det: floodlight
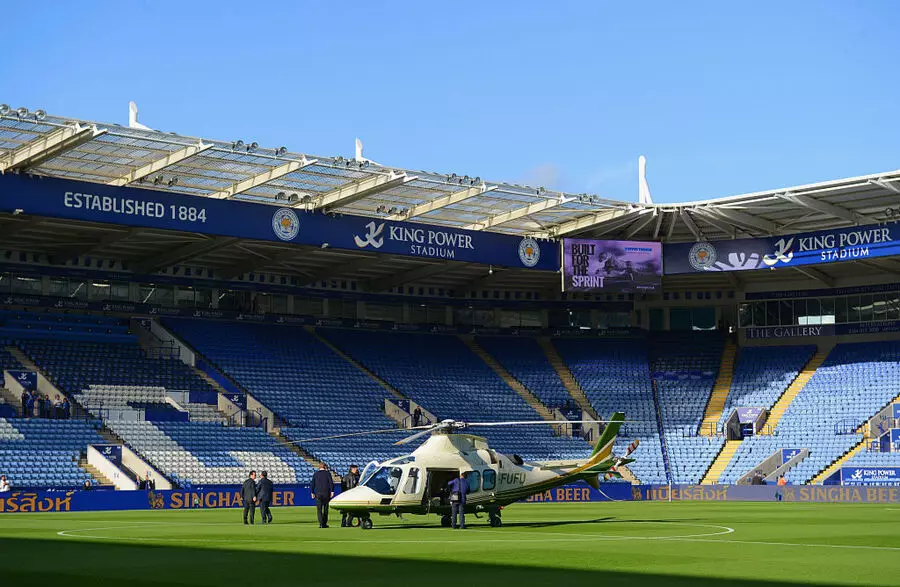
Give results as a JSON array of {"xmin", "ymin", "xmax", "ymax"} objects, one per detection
[
  {"xmin": 167, "ymin": 177, "xmax": 178, "ymax": 187},
  {"xmin": 232, "ymin": 140, "xmax": 244, "ymax": 150},
  {"xmin": 153, "ymin": 175, "xmax": 163, "ymax": 185},
  {"xmin": 34, "ymin": 109, "xmax": 46, "ymax": 121},
  {"xmin": 0, "ymin": 104, "xmax": 9, "ymax": 116},
  {"xmin": 246, "ymin": 142, "xmax": 259, "ymax": 152},
  {"xmin": 300, "ymin": 195, "xmax": 312, "ymax": 204},
  {"xmin": 275, "ymin": 146, "xmax": 287, "ymax": 156},
  {"xmin": 15, "ymin": 107, "xmax": 28, "ymax": 118},
  {"xmin": 277, "ymin": 192, "xmax": 286, "ymax": 200},
  {"xmin": 289, "ymin": 193, "xmax": 300, "ymax": 203}
]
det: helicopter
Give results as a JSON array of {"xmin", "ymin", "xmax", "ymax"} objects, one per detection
[{"xmin": 299, "ymin": 412, "xmax": 638, "ymax": 529}]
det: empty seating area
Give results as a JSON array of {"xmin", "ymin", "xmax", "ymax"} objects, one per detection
[
  {"xmin": 0, "ymin": 417, "xmax": 103, "ymax": 488},
  {"xmin": 0, "ymin": 310, "xmax": 135, "ymax": 343},
  {"xmin": 722, "ymin": 341, "xmax": 900, "ymax": 484},
  {"xmin": 16, "ymin": 339, "xmax": 214, "ymax": 402},
  {"xmin": 321, "ymin": 329, "xmax": 589, "ymax": 462},
  {"xmin": 720, "ymin": 346, "xmax": 815, "ymax": 425},
  {"xmin": 164, "ymin": 319, "xmax": 394, "ymax": 434},
  {"xmin": 650, "ymin": 333, "xmax": 726, "ymax": 484},
  {"xmin": 538, "ymin": 338, "xmax": 665, "ymax": 482},
  {"xmin": 107, "ymin": 420, "xmax": 315, "ymax": 485},
  {"xmin": 477, "ymin": 336, "xmax": 572, "ymax": 408}
]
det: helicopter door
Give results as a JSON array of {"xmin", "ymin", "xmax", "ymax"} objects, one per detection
[{"xmin": 423, "ymin": 469, "xmax": 459, "ymax": 512}]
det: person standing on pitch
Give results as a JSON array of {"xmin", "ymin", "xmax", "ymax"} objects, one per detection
[
  {"xmin": 340, "ymin": 464, "xmax": 361, "ymax": 527},
  {"xmin": 447, "ymin": 472, "xmax": 469, "ymax": 529},
  {"xmin": 241, "ymin": 470, "xmax": 258, "ymax": 525},
  {"xmin": 311, "ymin": 463, "xmax": 334, "ymax": 528},
  {"xmin": 257, "ymin": 470, "xmax": 274, "ymax": 524}
]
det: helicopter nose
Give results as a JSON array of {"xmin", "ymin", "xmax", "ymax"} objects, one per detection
[{"xmin": 331, "ymin": 486, "xmax": 382, "ymax": 507}]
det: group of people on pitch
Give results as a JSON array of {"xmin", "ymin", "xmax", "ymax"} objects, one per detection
[{"xmin": 240, "ymin": 470, "xmax": 275, "ymax": 525}]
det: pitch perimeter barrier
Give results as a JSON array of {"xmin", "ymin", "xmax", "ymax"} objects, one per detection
[{"xmin": 4, "ymin": 483, "xmax": 900, "ymax": 513}]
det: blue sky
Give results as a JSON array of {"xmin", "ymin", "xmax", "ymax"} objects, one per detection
[{"xmin": 3, "ymin": 1, "xmax": 899, "ymax": 203}]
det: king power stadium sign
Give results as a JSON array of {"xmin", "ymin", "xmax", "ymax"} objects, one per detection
[
  {"xmin": 0, "ymin": 174, "xmax": 558, "ymax": 272},
  {"xmin": 664, "ymin": 223, "xmax": 900, "ymax": 274}
]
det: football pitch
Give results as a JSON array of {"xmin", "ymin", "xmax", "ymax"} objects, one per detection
[{"xmin": 1, "ymin": 501, "xmax": 899, "ymax": 586}]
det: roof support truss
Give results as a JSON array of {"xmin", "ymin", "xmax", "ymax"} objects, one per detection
[
  {"xmin": 313, "ymin": 171, "xmax": 413, "ymax": 211},
  {"xmin": 679, "ymin": 209, "xmax": 702, "ymax": 240},
  {"xmin": 391, "ymin": 185, "xmax": 495, "ymax": 220},
  {"xmin": 779, "ymin": 193, "xmax": 879, "ymax": 225},
  {"xmin": 217, "ymin": 247, "xmax": 304, "ymax": 280},
  {"xmin": 0, "ymin": 123, "xmax": 107, "ymax": 172},
  {"xmin": 108, "ymin": 142, "xmax": 211, "ymax": 186},
  {"xmin": 538, "ymin": 207, "xmax": 647, "ymax": 238},
  {"xmin": 209, "ymin": 158, "xmax": 318, "ymax": 200},
  {"xmin": 700, "ymin": 206, "xmax": 779, "ymax": 235},
  {"xmin": 300, "ymin": 254, "xmax": 384, "ymax": 286},
  {"xmin": 792, "ymin": 266, "xmax": 834, "ymax": 287},
  {"xmin": 690, "ymin": 208, "xmax": 752, "ymax": 239},
  {"xmin": 464, "ymin": 195, "xmax": 575, "ymax": 231},
  {"xmin": 624, "ymin": 209, "xmax": 658, "ymax": 238},
  {"xmin": 869, "ymin": 178, "xmax": 900, "ymax": 195},
  {"xmin": 364, "ymin": 261, "xmax": 472, "ymax": 292},
  {"xmin": 135, "ymin": 236, "xmax": 240, "ymax": 273}
]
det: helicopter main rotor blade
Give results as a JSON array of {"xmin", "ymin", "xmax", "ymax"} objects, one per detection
[
  {"xmin": 288, "ymin": 425, "xmax": 433, "ymax": 444},
  {"xmin": 394, "ymin": 424, "xmax": 444, "ymax": 446},
  {"xmin": 464, "ymin": 419, "xmax": 640, "ymax": 427}
]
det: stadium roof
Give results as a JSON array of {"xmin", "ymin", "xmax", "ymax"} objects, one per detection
[{"xmin": 2, "ymin": 106, "xmax": 899, "ymax": 293}]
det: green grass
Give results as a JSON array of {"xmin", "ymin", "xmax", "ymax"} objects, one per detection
[{"xmin": 1, "ymin": 502, "xmax": 899, "ymax": 586}]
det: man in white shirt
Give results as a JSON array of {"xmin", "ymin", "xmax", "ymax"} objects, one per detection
[{"xmin": 0, "ymin": 475, "xmax": 10, "ymax": 493}]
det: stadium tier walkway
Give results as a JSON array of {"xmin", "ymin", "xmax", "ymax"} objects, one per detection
[
  {"xmin": 701, "ymin": 439, "xmax": 741, "ymax": 484},
  {"xmin": 763, "ymin": 348, "xmax": 830, "ymax": 433},
  {"xmin": 538, "ymin": 337, "xmax": 597, "ymax": 418},
  {"xmin": 698, "ymin": 340, "xmax": 736, "ymax": 436}
]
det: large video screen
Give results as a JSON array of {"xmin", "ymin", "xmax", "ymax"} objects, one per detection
[{"xmin": 562, "ymin": 239, "xmax": 662, "ymax": 293}]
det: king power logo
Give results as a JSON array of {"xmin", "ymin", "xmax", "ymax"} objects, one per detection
[{"xmin": 353, "ymin": 221, "xmax": 475, "ymax": 260}]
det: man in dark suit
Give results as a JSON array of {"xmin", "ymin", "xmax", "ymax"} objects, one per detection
[
  {"xmin": 447, "ymin": 472, "xmax": 469, "ymax": 529},
  {"xmin": 310, "ymin": 463, "xmax": 334, "ymax": 528},
  {"xmin": 257, "ymin": 470, "xmax": 274, "ymax": 524},
  {"xmin": 340, "ymin": 465, "xmax": 360, "ymax": 527},
  {"xmin": 241, "ymin": 470, "xmax": 258, "ymax": 525}
]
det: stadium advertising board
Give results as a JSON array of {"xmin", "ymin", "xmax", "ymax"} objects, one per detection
[
  {"xmin": 0, "ymin": 174, "xmax": 558, "ymax": 271},
  {"xmin": 664, "ymin": 224, "xmax": 900, "ymax": 275},
  {"xmin": 6, "ymin": 370, "xmax": 37, "ymax": 391},
  {"xmin": 0, "ymin": 485, "xmax": 311, "ymax": 513},
  {"xmin": 561, "ymin": 239, "xmax": 662, "ymax": 293},
  {"xmin": 781, "ymin": 449, "xmax": 802, "ymax": 465},
  {"xmin": 736, "ymin": 407, "xmax": 765, "ymax": 423},
  {"xmin": 894, "ymin": 404, "xmax": 900, "ymax": 419},
  {"xmin": 841, "ymin": 467, "xmax": 900, "ymax": 486},
  {"xmin": 92, "ymin": 444, "xmax": 123, "ymax": 466}
]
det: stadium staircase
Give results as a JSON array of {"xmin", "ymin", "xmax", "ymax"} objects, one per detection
[
  {"xmin": 270, "ymin": 431, "xmax": 337, "ymax": 481},
  {"xmin": 699, "ymin": 341, "xmax": 736, "ymax": 436},
  {"xmin": 763, "ymin": 348, "xmax": 830, "ymax": 433},
  {"xmin": 460, "ymin": 336, "xmax": 555, "ymax": 422},
  {"xmin": 809, "ymin": 439, "xmax": 866, "ymax": 485},
  {"xmin": 537, "ymin": 338, "xmax": 598, "ymax": 419},
  {"xmin": 0, "ymin": 386, "xmax": 22, "ymax": 416},
  {"xmin": 306, "ymin": 326, "xmax": 407, "ymax": 401},
  {"xmin": 78, "ymin": 455, "xmax": 114, "ymax": 488},
  {"xmin": 701, "ymin": 439, "xmax": 742, "ymax": 485},
  {"xmin": 5, "ymin": 345, "xmax": 38, "ymax": 373}
]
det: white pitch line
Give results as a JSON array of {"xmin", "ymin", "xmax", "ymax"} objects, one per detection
[
  {"xmin": 56, "ymin": 521, "xmax": 734, "ymax": 544},
  {"xmin": 672, "ymin": 537, "xmax": 900, "ymax": 553}
]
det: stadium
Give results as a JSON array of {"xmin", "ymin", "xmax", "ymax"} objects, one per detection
[{"xmin": 1, "ymin": 102, "xmax": 900, "ymax": 586}]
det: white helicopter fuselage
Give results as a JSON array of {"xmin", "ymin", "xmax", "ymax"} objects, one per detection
[{"xmin": 330, "ymin": 430, "xmax": 628, "ymax": 521}]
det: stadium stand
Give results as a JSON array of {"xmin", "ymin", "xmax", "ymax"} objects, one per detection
[
  {"xmin": 721, "ymin": 341, "xmax": 900, "ymax": 484},
  {"xmin": 718, "ymin": 345, "xmax": 817, "ymax": 428},
  {"xmin": 475, "ymin": 336, "xmax": 572, "ymax": 409},
  {"xmin": 14, "ymin": 337, "xmax": 215, "ymax": 413},
  {"xmin": 317, "ymin": 329, "xmax": 591, "ymax": 462},
  {"xmin": 106, "ymin": 420, "xmax": 315, "ymax": 485},
  {"xmin": 161, "ymin": 319, "xmax": 405, "ymax": 467},
  {"xmin": 650, "ymin": 332, "xmax": 726, "ymax": 484},
  {"xmin": 0, "ymin": 417, "xmax": 103, "ymax": 488},
  {"xmin": 551, "ymin": 337, "xmax": 666, "ymax": 483}
]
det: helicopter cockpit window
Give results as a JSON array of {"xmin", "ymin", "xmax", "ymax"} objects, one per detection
[
  {"xmin": 483, "ymin": 469, "xmax": 496, "ymax": 491},
  {"xmin": 464, "ymin": 470, "xmax": 481, "ymax": 493},
  {"xmin": 364, "ymin": 466, "xmax": 404, "ymax": 496},
  {"xmin": 403, "ymin": 467, "xmax": 420, "ymax": 494}
]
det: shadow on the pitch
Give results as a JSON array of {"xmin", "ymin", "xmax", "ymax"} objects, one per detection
[
  {"xmin": 0, "ymin": 537, "xmax": 870, "ymax": 587},
  {"xmin": 371, "ymin": 516, "xmax": 616, "ymax": 530}
]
